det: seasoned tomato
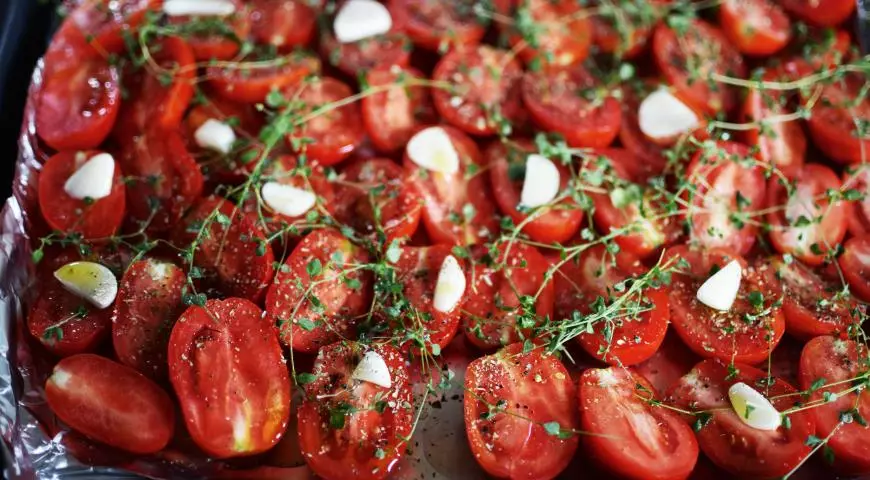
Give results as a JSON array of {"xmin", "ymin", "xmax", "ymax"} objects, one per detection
[
  {"xmin": 667, "ymin": 359, "xmax": 815, "ymax": 478},
  {"xmin": 685, "ymin": 142, "xmax": 766, "ymax": 256},
  {"xmin": 766, "ymin": 163, "xmax": 849, "ymax": 266},
  {"xmin": 805, "ymin": 75, "xmax": 870, "ymax": 165},
  {"xmin": 487, "ymin": 140, "xmax": 584, "ymax": 244},
  {"xmin": 28, "ymin": 274, "xmax": 112, "ymax": 357},
  {"xmin": 362, "ymin": 67, "xmax": 437, "ymax": 153},
  {"xmin": 635, "ymin": 331, "xmax": 700, "ymax": 396},
  {"xmin": 36, "ymin": 56, "xmax": 119, "ymax": 151},
  {"xmin": 168, "ymin": 0, "xmax": 251, "ymax": 61},
  {"xmin": 844, "ymin": 164, "xmax": 870, "ymax": 235},
  {"xmin": 248, "ymin": 0, "xmax": 318, "ymax": 51},
  {"xmin": 778, "ymin": 0, "xmax": 855, "ymax": 27},
  {"xmin": 652, "ymin": 20, "xmax": 746, "ymax": 114},
  {"xmin": 755, "ymin": 255, "xmax": 857, "ymax": 340},
  {"xmin": 664, "ymin": 245, "xmax": 785, "ymax": 364},
  {"xmin": 799, "ymin": 336, "xmax": 870, "ymax": 475},
  {"xmin": 67, "ymin": 0, "xmax": 157, "ymax": 54},
  {"xmin": 265, "ymin": 229, "xmax": 373, "ymax": 353},
  {"xmin": 494, "ymin": 0, "xmax": 592, "ymax": 67},
  {"xmin": 432, "ymin": 46, "xmax": 525, "ymax": 136},
  {"xmin": 173, "ymin": 196, "xmax": 275, "ymax": 302},
  {"xmin": 169, "ymin": 298, "xmax": 290, "ymax": 458},
  {"xmin": 590, "ymin": 149, "xmax": 683, "ymax": 258},
  {"xmin": 321, "ymin": 30, "xmax": 411, "ymax": 77},
  {"xmin": 591, "ymin": 1, "xmax": 668, "ymax": 58},
  {"xmin": 298, "ymin": 342, "xmax": 413, "ymax": 480},
  {"xmin": 579, "ymin": 367, "xmax": 698, "ymax": 480},
  {"xmin": 465, "ymin": 343, "xmax": 579, "ymax": 479},
  {"xmin": 403, "ymin": 126, "xmax": 498, "ymax": 245},
  {"xmin": 113, "ymin": 258, "xmax": 187, "ymax": 380},
  {"xmin": 38, "ymin": 151, "xmax": 126, "ymax": 239},
  {"xmin": 285, "ymin": 77, "xmax": 364, "ymax": 166},
  {"xmin": 332, "ymin": 158, "xmax": 422, "ymax": 243},
  {"xmin": 840, "ymin": 235, "xmax": 870, "ymax": 302},
  {"xmin": 551, "ymin": 245, "xmax": 669, "ymax": 366},
  {"xmin": 521, "ymin": 65, "xmax": 621, "ymax": 148},
  {"xmin": 718, "ymin": 0, "xmax": 790, "ymax": 56},
  {"xmin": 207, "ymin": 52, "xmax": 320, "ymax": 104},
  {"xmin": 463, "ymin": 242, "xmax": 554, "ymax": 349},
  {"xmin": 46, "ymin": 354, "xmax": 175, "ymax": 454},
  {"xmin": 741, "ymin": 77, "xmax": 806, "ymax": 179},
  {"xmin": 388, "ymin": 0, "xmax": 485, "ymax": 51}
]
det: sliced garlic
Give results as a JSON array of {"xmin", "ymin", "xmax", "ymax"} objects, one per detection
[
  {"xmin": 63, "ymin": 153, "xmax": 115, "ymax": 201},
  {"xmin": 352, "ymin": 350, "xmax": 391, "ymax": 388},
  {"xmin": 638, "ymin": 88, "xmax": 701, "ymax": 142},
  {"xmin": 163, "ymin": 0, "xmax": 236, "ymax": 16},
  {"xmin": 433, "ymin": 255, "xmax": 465, "ymax": 313},
  {"xmin": 696, "ymin": 259, "xmax": 742, "ymax": 311},
  {"xmin": 728, "ymin": 382, "xmax": 782, "ymax": 431},
  {"xmin": 519, "ymin": 154, "xmax": 560, "ymax": 209},
  {"xmin": 406, "ymin": 127, "xmax": 460, "ymax": 175},
  {"xmin": 261, "ymin": 182, "xmax": 317, "ymax": 217},
  {"xmin": 194, "ymin": 119, "xmax": 237, "ymax": 155},
  {"xmin": 54, "ymin": 261, "xmax": 118, "ymax": 309},
  {"xmin": 334, "ymin": 0, "xmax": 393, "ymax": 44}
]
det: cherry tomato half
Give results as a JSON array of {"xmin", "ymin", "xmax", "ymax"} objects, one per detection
[
  {"xmin": 320, "ymin": 30, "xmax": 411, "ymax": 78},
  {"xmin": 718, "ymin": 0, "xmax": 791, "ymax": 57},
  {"xmin": 806, "ymin": 75, "xmax": 870, "ymax": 165},
  {"xmin": 844, "ymin": 164, "xmax": 870, "ymax": 236},
  {"xmin": 778, "ymin": 0, "xmax": 855, "ymax": 27},
  {"xmin": 168, "ymin": 0, "xmax": 251, "ymax": 61},
  {"xmin": 494, "ymin": 0, "xmax": 592, "ymax": 67},
  {"xmin": 362, "ymin": 66, "xmax": 437, "ymax": 153},
  {"xmin": 207, "ymin": 52, "xmax": 320, "ymax": 104},
  {"xmin": 840, "ymin": 235, "xmax": 870, "ymax": 302},
  {"xmin": 248, "ymin": 0, "xmax": 318, "ymax": 51},
  {"xmin": 741, "ymin": 79, "xmax": 806, "ymax": 179},
  {"xmin": 388, "ymin": 0, "xmax": 485, "ymax": 51},
  {"xmin": 68, "ymin": 0, "xmax": 158, "ymax": 54}
]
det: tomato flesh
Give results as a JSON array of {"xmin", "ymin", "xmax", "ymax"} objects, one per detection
[
  {"xmin": 363, "ymin": 67, "xmax": 437, "ymax": 153},
  {"xmin": 388, "ymin": 0, "xmax": 485, "ymax": 51},
  {"xmin": 840, "ymin": 235, "xmax": 870, "ymax": 302},
  {"xmin": 28, "ymin": 276, "xmax": 112, "ymax": 357},
  {"xmin": 806, "ymin": 75, "xmax": 870, "ymax": 165},
  {"xmin": 286, "ymin": 77, "xmax": 364, "ymax": 166},
  {"xmin": 494, "ymin": 0, "xmax": 592, "ymax": 67},
  {"xmin": 719, "ymin": 0, "xmax": 791, "ymax": 56}
]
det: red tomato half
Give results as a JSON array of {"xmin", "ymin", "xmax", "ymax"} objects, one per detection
[
  {"xmin": 552, "ymin": 245, "xmax": 669, "ymax": 365},
  {"xmin": 207, "ymin": 53, "xmax": 319, "ymax": 104},
  {"xmin": 799, "ymin": 336, "xmax": 870, "ymax": 475},
  {"xmin": 652, "ymin": 20, "xmax": 746, "ymax": 115},
  {"xmin": 521, "ymin": 65, "xmax": 621, "ymax": 148},
  {"xmin": 169, "ymin": 298, "xmax": 291, "ymax": 458},
  {"xmin": 28, "ymin": 276, "xmax": 112, "ymax": 357},
  {"xmin": 840, "ymin": 235, "xmax": 870, "ymax": 302},
  {"xmin": 579, "ymin": 367, "xmax": 698, "ymax": 480},
  {"xmin": 718, "ymin": 0, "xmax": 790, "ymax": 56},
  {"xmin": 46, "ymin": 354, "xmax": 174, "ymax": 454},
  {"xmin": 778, "ymin": 0, "xmax": 855, "ymax": 26},
  {"xmin": 286, "ymin": 77, "xmax": 364, "ymax": 166},
  {"xmin": 113, "ymin": 258, "xmax": 187, "ymax": 380},
  {"xmin": 635, "ymin": 331, "xmax": 700, "ymax": 395},
  {"xmin": 388, "ymin": 0, "xmax": 485, "ymax": 51},
  {"xmin": 465, "ymin": 343, "xmax": 579, "ymax": 479},
  {"xmin": 432, "ymin": 46, "xmax": 525, "ymax": 136},
  {"xmin": 38, "ymin": 151, "xmax": 126, "ymax": 239},
  {"xmin": 265, "ymin": 229, "xmax": 373, "ymax": 353},
  {"xmin": 68, "ymin": 0, "xmax": 157, "ymax": 54},
  {"xmin": 806, "ymin": 75, "xmax": 870, "ymax": 165},
  {"xmin": 168, "ymin": 0, "xmax": 250, "ymax": 61},
  {"xmin": 667, "ymin": 359, "xmax": 815, "ymax": 478},
  {"xmin": 487, "ymin": 140, "xmax": 584, "ymax": 244},
  {"xmin": 591, "ymin": 1, "xmax": 667, "ymax": 58},
  {"xmin": 844, "ymin": 164, "xmax": 870, "ymax": 235},
  {"xmin": 463, "ymin": 242, "xmax": 554, "ymax": 349},
  {"xmin": 685, "ymin": 142, "xmax": 766, "ymax": 256},
  {"xmin": 741, "ymin": 81, "xmax": 806, "ymax": 179},
  {"xmin": 36, "ymin": 56, "xmax": 119, "ymax": 151},
  {"xmin": 665, "ymin": 245, "xmax": 785, "ymax": 364},
  {"xmin": 766, "ymin": 163, "xmax": 849, "ymax": 266},
  {"xmin": 298, "ymin": 342, "xmax": 413, "ymax": 480},
  {"xmin": 320, "ymin": 31, "xmax": 411, "ymax": 77},
  {"xmin": 494, "ymin": 0, "xmax": 592, "ymax": 67},
  {"xmin": 249, "ymin": 0, "xmax": 318, "ymax": 51},
  {"xmin": 618, "ymin": 83, "xmax": 668, "ymax": 180},
  {"xmin": 362, "ymin": 67, "xmax": 437, "ymax": 153},
  {"xmin": 403, "ymin": 126, "xmax": 498, "ymax": 245}
]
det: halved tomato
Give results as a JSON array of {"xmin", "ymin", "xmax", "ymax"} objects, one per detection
[
  {"xmin": 388, "ymin": 0, "xmax": 485, "ymax": 51},
  {"xmin": 38, "ymin": 151, "xmax": 126, "ymax": 239},
  {"xmin": 635, "ymin": 331, "xmax": 700, "ymax": 396},
  {"xmin": 741, "ymin": 76, "xmax": 806, "ymax": 179},
  {"xmin": 664, "ymin": 244, "xmax": 785, "ymax": 364},
  {"xmin": 28, "ymin": 274, "xmax": 112, "ymax": 357},
  {"xmin": 298, "ymin": 342, "xmax": 413, "ymax": 480},
  {"xmin": 168, "ymin": 0, "xmax": 251, "ymax": 61},
  {"xmin": 463, "ymin": 242, "xmax": 554, "ymax": 349},
  {"xmin": 169, "ymin": 297, "xmax": 290, "ymax": 458},
  {"xmin": 844, "ymin": 164, "xmax": 870, "ymax": 235},
  {"xmin": 493, "ymin": 0, "xmax": 592, "ymax": 67},
  {"xmin": 591, "ymin": 1, "xmax": 668, "ymax": 58},
  {"xmin": 432, "ymin": 46, "xmax": 525, "ymax": 136},
  {"xmin": 265, "ymin": 228, "xmax": 373, "ymax": 353},
  {"xmin": 362, "ymin": 66, "xmax": 437, "ymax": 153},
  {"xmin": 113, "ymin": 258, "xmax": 187, "ymax": 380},
  {"xmin": 551, "ymin": 245, "xmax": 669, "ymax": 365},
  {"xmin": 840, "ymin": 235, "xmax": 870, "ymax": 302},
  {"xmin": 718, "ymin": 0, "xmax": 790, "ymax": 56},
  {"xmin": 805, "ymin": 75, "xmax": 870, "ymax": 165},
  {"xmin": 320, "ymin": 30, "xmax": 411, "ymax": 77},
  {"xmin": 667, "ymin": 359, "xmax": 815, "ymax": 478},
  {"xmin": 777, "ymin": 0, "xmax": 855, "ymax": 27},
  {"xmin": 67, "ymin": 0, "xmax": 158, "ymax": 54},
  {"xmin": 465, "ymin": 343, "xmax": 579, "ymax": 479},
  {"xmin": 248, "ymin": 0, "xmax": 318, "ymax": 51},
  {"xmin": 521, "ymin": 65, "xmax": 621, "ymax": 148},
  {"xmin": 799, "ymin": 336, "xmax": 870, "ymax": 475},
  {"xmin": 403, "ymin": 126, "xmax": 498, "ymax": 245},
  {"xmin": 766, "ymin": 163, "xmax": 849, "ymax": 266},
  {"xmin": 46, "ymin": 354, "xmax": 175, "ymax": 454},
  {"xmin": 618, "ymin": 82, "xmax": 669, "ymax": 180},
  {"xmin": 579, "ymin": 367, "xmax": 698, "ymax": 480},
  {"xmin": 487, "ymin": 140, "xmax": 584, "ymax": 244},
  {"xmin": 207, "ymin": 52, "xmax": 320, "ymax": 104}
]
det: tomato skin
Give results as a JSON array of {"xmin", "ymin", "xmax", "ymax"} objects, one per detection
[
  {"xmin": 766, "ymin": 163, "xmax": 849, "ymax": 266},
  {"xmin": 635, "ymin": 331, "xmax": 700, "ymax": 396},
  {"xmin": 388, "ymin": 0, "xmax": 485, "ymax": 51},
  {"xmin": 403, "ymin": 126, "xmax": 498, "ymax": 245},
  {"xmin": 844, "ymin": 164, "xmax": 870, "ymax": 236},
  {"xmin": 68, "ymin": 0, "xmax": 158, "ymax": 54},
  {"xmin": 112, "ymin": 259, "xmax": 187, "ymax": 380},
  {"xmin": 207, "ymin": 53, "xmax": 320, "ymax": 104},
  {"xmin": 741, "ymin": 82, "xmax": 806, "ymax": 179},
  {"xmin": 321, "ymin": 31, "xmax": 412, "ymax": 77},
  {"xmin": 718, "ymin": 0, "xmax": 790, "ymax": 56},
  {"xmin": 286, "ymin": 77, "xmax": 364, "ymax": 166},
  {"xmin": 839, "ymin": 235, "xmax": 870, "ymax": 302},
  {"xmin": 465, "ymin": 343, "xmax": 578, "ymax": 479},
  {"xmin": 363, "ymin": 67, "xmax": 437, "ymax": 153},
  {"xmin": 28, "ymin": 278, "xmax": 112, "ymax": 357},
  {"xmin": 521, "ymin": 66, "xmax": 621, "ymax": 148},
  {"xmin": 487, "ymin": 141, "xmax": 584, "ymax": 244},
  {"xmin": 265, "ymin": 229, "xmax": 373, "ymax": 353},
  {"xmin": 169, "ymin": 298, "xmax": 291, "ymax": 459},
  {"xmin": 667, "ymin": 359, "xmax": 815, "ymax": 478},
  {"xmin": 618, "ymin": 84, "xmax": 669, "ymax": 181},
  {"xmin": 38, "ymin": 151, "xmax": 126, "ymax": 240},
  {"xmin": 777, "ymin": 0, "xmax": 855, "ymax": 26},
  {"xmin": 249, "ymin": 0, "xmax": 318, "ymax": 51},
  {"xmin": 494, "ymin": 0, "xmax": 592, "ymax": 67},
  {"xmin": 799, "ymin": 336, "xmax": 870, "ymax": 475},
  {"xmin": 664, "ymin": 245, "xmax": 785, "ymax": 364},
  {"xmin": 805, "ymin": 75, "xmax": 870, "ymax": 165},
  {"xmin": 579, "ymin": 367, "xmax": 698, "ymax": 480},
  {"xmin": 298, "ymin": 342, "xmax": 413, "ymax": 480},
  {"xmin": 46, "ymin": 354, "xmax": 175, "ymax": 454},
  {"xmin": 463, "ymin": 243, "xmax": 554, "ymax": 349},
  {"xmin": 169, "ymin": 1, "xmax": 251, "ymax": 61}
]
